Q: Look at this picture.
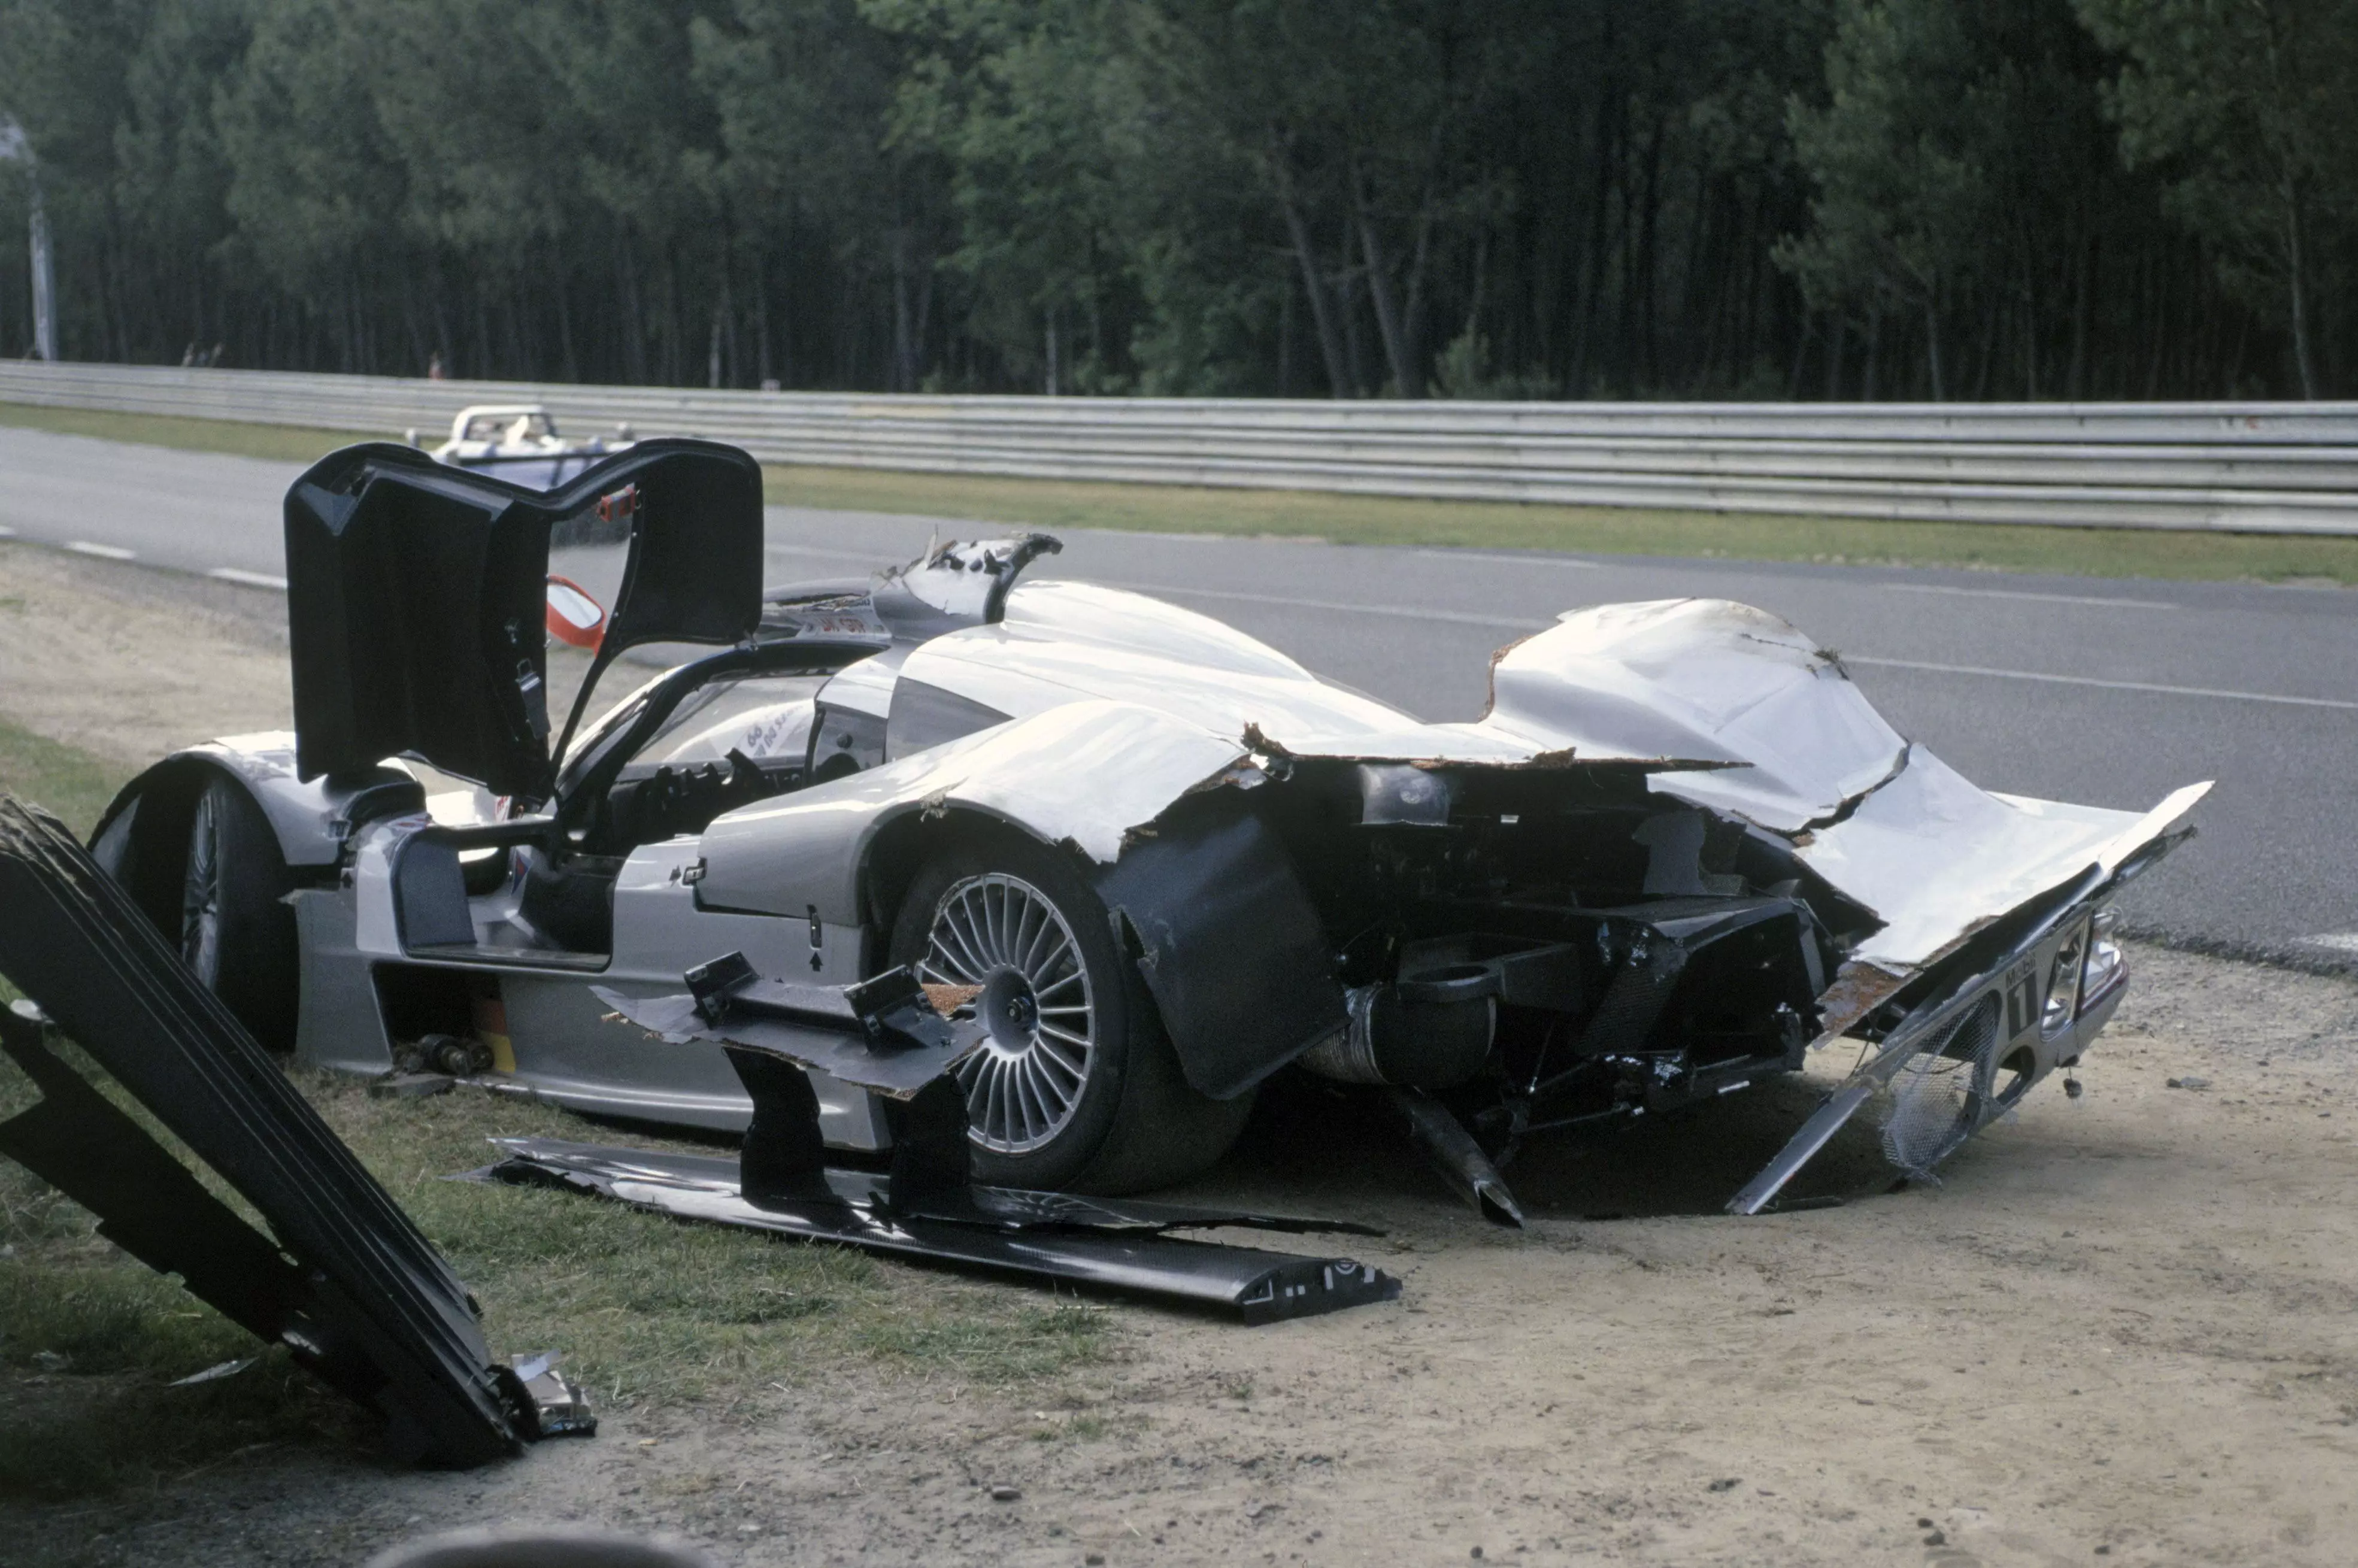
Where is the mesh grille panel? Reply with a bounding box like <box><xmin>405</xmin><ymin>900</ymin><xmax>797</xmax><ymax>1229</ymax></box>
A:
<box><xmin>1881</xmin><ymin>994</ymin><xmax>2005</xmax><ymax>1175</ymax></box>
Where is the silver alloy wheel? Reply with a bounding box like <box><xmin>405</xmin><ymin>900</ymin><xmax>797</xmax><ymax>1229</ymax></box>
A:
<box><xmin>914</xmin><ymin>872</ymin><xmax>1096</xmax><ymax>1154</ymax></box>
<box><xmin>181</xmin><ymin>787</ymin><xmax>222</xmax><ymax>984</ymax></box>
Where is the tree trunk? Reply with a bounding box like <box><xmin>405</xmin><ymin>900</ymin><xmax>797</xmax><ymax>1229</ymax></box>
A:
<box><xmin>1924</xmin><ymin>292</ymin><xmax>1947</xmax><ymax>401</ymax></box>
<box><xmin>1399</xmin><ymin>196</ymin><xmax>1436</xmax><ymax>396</ymax></box>
<box><xmin>1278</xmin><ymin>271</ymin><xmax>1295</xmax><ymax>395</ymax></box>
<box><xmin>754</xmin><ymin>249</ymin><xmax>772</xmax><ymax>388</ymax></box>
<box><xmin>2068</xmin><ymin>232</ymin><xmax>2091</xmax><ymax>401</ymax></box>
<box><xmin>556</xmin><ymin>251</ymin><xmax>580</xmax><ymax>383</ymax></box>
<box><xmin>890</xmin><ymin>227</ymin><xmax>914</xmax><ymax>393</ymax></box>
<box><xmin>1353</xmin><ymin>175</ymin><xmax>1421</xmax><ymax>398</ymax></box>
<box><xmin>1278</xmin><ymin>189</ymin><xmax>1351</xmax><ymax>398</ymax></box>
<box><xmin>2283</xmin><ymin>178</ymin><xmax>2318</xmax><ymax>398</ymax></box>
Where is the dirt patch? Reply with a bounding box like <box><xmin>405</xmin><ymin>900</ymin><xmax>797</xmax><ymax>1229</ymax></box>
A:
<box><xmin>7</xmin><ymin>953</ymin><xmax>2355</xmax><ymax>1567</ymax></box>
<box><xmin>2</xmin><ymin>548</ymin><xmax>2355</xmax><ymax>1566</ymax></box>
<box><xmin>0</xmin><ymin>543</ymin><xmax>595</xmax><ymax>774</ymax></box>
<box><xmin>0</xmin><ymin>545</ymin><xmax>292</xmax><ymax>768</ymax></box>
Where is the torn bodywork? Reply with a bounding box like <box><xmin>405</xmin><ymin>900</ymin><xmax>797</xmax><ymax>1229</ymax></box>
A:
<box><xmin>487</xmin><ymin>964</ymin><xmax>1401</xmax><ymax>1323</ymax></box>
<box><xmin>0</xmin><ymin>795</ymin><xmax>580</xmax><ymax>1464</ymax></box>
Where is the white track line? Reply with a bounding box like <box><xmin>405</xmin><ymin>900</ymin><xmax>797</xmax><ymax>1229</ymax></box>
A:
<box><xmin>763</xmin><ymin>542</ymin><xmax>898</xmax><ymax>563</ymax></box>
<box><xmin>2302</xmin><ymin>933</ymin><xmax>2358</xmax><ymax>954</ymax></box>
<box><xmin>1412</xmin><ymin>549</ymin><xmax>1601</xmax><ymax>569</ymax></box>
<box><xmin>1847</xmin><ymin>656</ymin><xmax>2358</xmax><ymax>710</ymax></box>
<box><xmin>208</xmin><ymin>566</ymin><xmax>289</xmax><ymax>590</ymax></box>
<box><xmin>1113</xmin><ymin>581</ymin><xmax>1540</xmax><ymax>630</ymax></box>
<box><xmin>66</xmin><ymin>540</ymin><xmax>137</xmax><ymax>560</ymax></box>
<box><xmin>1105</xmin><ymin>580</ymin><xmax>2353</xmax><ymax>711</ymax></box>
<box><xmin>1886</xmin><ymin>583</ymin><xmax>2177</xmax><ymax>610</ymax></box>
<box><xmin>0</xmin><ymin>524</ymin><xmax>15</xmax><ymax>538</ymax></box>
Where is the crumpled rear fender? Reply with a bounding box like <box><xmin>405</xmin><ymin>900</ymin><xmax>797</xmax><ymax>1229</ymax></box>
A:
<box><xmin>1479</xmin><ymin>598</ymin><xmax>1905</xmax><ymax>833</ymax></box>
<box><xmin>90</xmin><ymin>733</ymin><xmax>422</xmax><ymax>874</ymax></box>
<box><xmin>695</xmin><ymin>700</ymin><xmax>1250</xmax><ymax>926</ymax></box>
<box><xmin>695</xmin><ymin>702</ymin><xmax>1340</xmax><ymax>1100</ymax></box>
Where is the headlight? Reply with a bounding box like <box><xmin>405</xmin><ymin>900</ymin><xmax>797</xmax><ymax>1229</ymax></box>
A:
<box><xmin>2078</xmin><ymin>906</ymin><xmax>2127</xmax><ymax>1012</ymax></box>
<box><xmin>2041</xmin><ymin>920</ymin><xmax>2086</xmax><ymax>1037</ymax></box>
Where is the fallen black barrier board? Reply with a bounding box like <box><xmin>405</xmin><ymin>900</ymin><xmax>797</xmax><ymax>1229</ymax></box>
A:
<box><xmin>0</xmin><ymin>794</ymin><xmax>559</xmax><ymax>1465</ymax></box>
<box><xmin>468</xmin><ymin>1135</ymin><xmax>1400</xmax><ymax>1324</ymax></box>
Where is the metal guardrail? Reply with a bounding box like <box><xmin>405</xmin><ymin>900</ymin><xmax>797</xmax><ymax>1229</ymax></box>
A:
<box><xmin>5</xmin><ymin>360</ymin><xmax>2357</xmax><ymax>534</ymax></box>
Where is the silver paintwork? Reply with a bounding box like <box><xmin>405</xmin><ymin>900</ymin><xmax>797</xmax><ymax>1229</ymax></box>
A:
<box><xmin>165</xmin><ymin>732</ymin><xmax>417</xmax><ymax>868</ymax></box>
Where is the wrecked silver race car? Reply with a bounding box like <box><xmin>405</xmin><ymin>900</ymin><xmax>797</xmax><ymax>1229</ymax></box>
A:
<box><xmin>89</xmin><ymin>439</ymin><xmax>2207</xmax><ymax>1215</ymax></box>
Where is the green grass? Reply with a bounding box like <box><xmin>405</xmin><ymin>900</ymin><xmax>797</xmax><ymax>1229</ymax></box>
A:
<box><xmin>0</xmin><ymin>715</ymin><xmax>130</xmax><ymax>838</ymax></box>
<box><xmin>9</xmin><ymin>396</ymin><xmax>2356</xmax><ymax>585</ymax></box>
<box><xmin>0</xmin><ymin>721</ymin><xmax>1111</xmax><ymax>1499</ymax></box>
<box><xmin>0</xmin><ymin>400</ymin><xmax>360</xmax><ymax>466</ymax></box>
<box><xmin>762</xmin><ymin>462</ymin><xmax>2358</xmax><ymax>585</ymax></box>
<box><xmin>0</xmin><ymin>1055</ymin><xmax>1113</xmax><ymax>1500</ymax></box>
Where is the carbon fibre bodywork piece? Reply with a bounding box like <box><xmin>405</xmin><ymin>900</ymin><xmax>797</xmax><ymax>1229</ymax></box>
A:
<box><xmin>0</xmin><ymin>795</ymin><xmax>557</xmax><ymax>1466</ymax></box>
<box><xmin>283</xmin><ymin>438</ymin><xmax>762</xmax><ymax>798</ymax></box>
<box><xmin>1092</xmin><ymin>807</ymin><xmax>1350</xmax><ymax>1101</ymax></box>
<box><xmin>471</xmin><ymin>993</ymin><xmax>1399</xmax><ymax>1323</ymax></box>
<box><xmin>596</xmin><ymin>956</ymin><xmax>987</xmax><ymax>1099</ymax></box>
<box><xmin>477</xmin><ymin>1138</ymin><xmax>1399</xmax><ymax>1323</ymax></box>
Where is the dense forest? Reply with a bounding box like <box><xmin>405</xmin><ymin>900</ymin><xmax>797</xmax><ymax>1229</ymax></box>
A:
<box><xmin>2</xmin><ymin>1</ymin><xmax>2355</xmax><ymax>400</ymax></box>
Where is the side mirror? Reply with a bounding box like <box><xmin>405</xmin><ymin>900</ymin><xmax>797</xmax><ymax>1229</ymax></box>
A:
<box><xmin>545</xmin><ymin>575</ymin><xmax>607</xmax><ymax>652</ymax></box>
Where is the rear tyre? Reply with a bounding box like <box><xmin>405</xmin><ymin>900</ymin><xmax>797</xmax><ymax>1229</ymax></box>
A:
<box><xmin>886</xmin><ymin>830</ymin><xmax>1253</xmax><ymax>1194</ymax></box>
<box><xmin>181</xmin><ymin>775</ymin><xmax>301</xmax><ymax>1053</ymax></box>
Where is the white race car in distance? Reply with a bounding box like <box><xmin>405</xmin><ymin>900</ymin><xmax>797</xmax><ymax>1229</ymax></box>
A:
<box><xmin>425</xmin><ymin>404</ymin><xmax>632</xmax><ymax>490</ymax></box>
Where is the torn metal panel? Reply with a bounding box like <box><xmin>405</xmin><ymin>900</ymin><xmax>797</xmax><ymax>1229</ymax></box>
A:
<box><xmin>1092</xmin><ymin>809</ymin><xmax>1349</xmax><ymax>1102</ymax></box>
<box><xmin>475</xmin><ymin>990</ymin><xmax>1397</xmax><ymax>1321</ymax></box>
<box><xmin>0</xmin><ymin>795</ymin><xmax>536</xmax><ymax>1465</ymax></box>
<box><xmin>696</xmin><ymin>700</ymin><xmax>1251</xmax><ymax>920</ymax></box>
<box><xmin>475</xmin><ymin>1141</ymin><xmax>1399</xmax><ymax>1323</ymax></box>
<box><xmin>1726</xmin><ymin>837</ymin><xmax>2187</xmax><ymax>1215</ymax></box>
<box><xmin>1797</xmin><ymin>756</ymin><xmax>2211</xmax><ymax>969</ymax></box>
<box><xmin>594</xmin><ymin>956</ymin><xmax>986</xmax><ymax>1099</ymax></box>
<box><xmin>1481</xmin><ymin>599</ymin><xmax>1908</xmax><ymax>830</ymax></box>
<box><xmin>1808</xmin><ymin>959</ymin><xmax>1914</xmax><ymax>1044</ymax></box>
<box><xmin>879</xmin><ymin>534</ymin><xmax>1064</xmax><ymax>628</ymax></box>
<box><xmin>484</xmin><ymin>1138</ymin><xmax>1384</xmax><ymax>1241</ymax></box>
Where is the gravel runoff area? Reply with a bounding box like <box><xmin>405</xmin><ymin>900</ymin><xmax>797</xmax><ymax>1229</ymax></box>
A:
<box><xmin>2</xmin><ymin>541</ymin><xmax>2354</xmax><ymax>1567</ymax></box>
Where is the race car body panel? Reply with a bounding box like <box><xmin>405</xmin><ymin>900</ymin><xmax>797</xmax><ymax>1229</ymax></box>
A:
<box><xmin>87</xmin><ymin>442</ymin><xmax>2208</xmax><ymax>1208</ymax></box>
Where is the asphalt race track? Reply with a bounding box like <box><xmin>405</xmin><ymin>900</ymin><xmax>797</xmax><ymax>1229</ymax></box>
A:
<box><xmin>2</xmin><ymin>421</ymin><xmax>2352</xmax><ymax>969</ymax></box>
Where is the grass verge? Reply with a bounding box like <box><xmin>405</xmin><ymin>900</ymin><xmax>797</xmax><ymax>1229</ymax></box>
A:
<box><xmin>0</xmin><ymin>400</ymin><xmax>360</xmax><ymax>466</ymax></box>
<box><xmin>0</xmin><ymin>726</ymin><xmax>1111</xmax><ymax>1501</ymax></box>
<box><xmin>0</xmin><ymin>716</ymin><xmax>128</xmax><ymax>839</ymax></box>
<box><xmin>9</xmin><ymin>397</ymin><xmax>2355</xmax><ymax>585</ymax></box>
<box><xmin>762</xmin><ymin>463</ymin><xmax>2358</xmax><ymax>585</ymax></box>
